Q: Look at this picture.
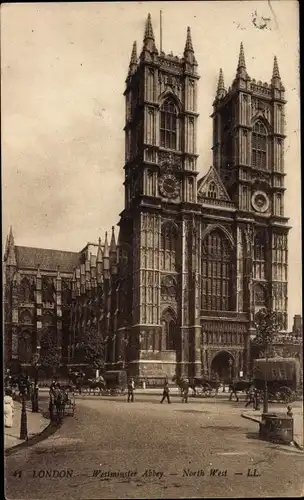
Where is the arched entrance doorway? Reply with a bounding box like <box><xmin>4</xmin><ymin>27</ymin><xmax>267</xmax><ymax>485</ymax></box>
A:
<box><xmin>210</xmin><ymin>351</ymin><xmax>235</xmax><ymax>382</ymax></box>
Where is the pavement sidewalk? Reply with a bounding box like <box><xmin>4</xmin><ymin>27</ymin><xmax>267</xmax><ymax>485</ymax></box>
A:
<box><xmin>4</xmin><ymin>401</ymin><xmax>50</xmax><ymax>450</ymax></box>
<box><xmin>241</xmin><ymin>403</ymin><xmax>303</xmax><ymax>450</ymax></box>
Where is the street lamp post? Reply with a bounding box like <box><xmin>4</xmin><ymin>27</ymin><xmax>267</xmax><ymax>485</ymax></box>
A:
<box><xmin>19</xmin><ymin>383</ymin><xmax>28</xmax><ymax>440</ymax></box>
<box><xmin>228</xmin><ymin>358</ymin><xmax>233</xmax><ymax>382</ymax></box>
<box><xmin>32</xmin><ymin>346</ymin><xmax>41</xmax><ymax>413</ymax></box>
<box><xmin>263</xmin><ymin>344</ymin><xmax>269</xmax><ymax>415</ymax></box>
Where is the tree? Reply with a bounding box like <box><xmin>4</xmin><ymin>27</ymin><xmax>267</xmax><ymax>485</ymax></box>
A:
<box><xmin>253</xmin><ymin>308</ymin><xmax>281</xmax><ymax>358</ymax></box>
<box><xmin>253</xmin><ymin>308</ymin><xmax>281</xmax><ymax>413</ymax></box>
<box><xmin>79</xmin><ymin>328</ymin><xmax>105</xmax><ymax>373</ymax></box>
<box><xmin>39</xmin><ymin>329</ymin><xmax>61</xmax><ymax>376</ymax></box>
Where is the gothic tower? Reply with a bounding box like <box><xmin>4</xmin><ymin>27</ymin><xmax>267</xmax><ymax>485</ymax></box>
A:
<box><xmin>117</xmin><ymin>14</ymin><xmax>201</xmax><ymax>378</ymax></box>
<box><xmin>211</xmin><ymin>44</ymin><xmax>290</xmax><ymax>333</ymax></box>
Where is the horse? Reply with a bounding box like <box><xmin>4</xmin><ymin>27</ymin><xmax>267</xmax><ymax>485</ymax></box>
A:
<box><xmin>228</xmin><ymin>380</ymin><xmax>252</xmax><ymax>402</ymax></box>
<box><xmin>172</xmin><ymin>375</ymin><xmax>195</xmax><ymax>399</ymax></box>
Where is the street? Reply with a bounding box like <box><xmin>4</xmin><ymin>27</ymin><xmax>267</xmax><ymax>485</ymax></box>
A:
<box><xmin>5</xmin><ymin>394</ymin><xmax>304</xmax><ymax>499</ymax></box>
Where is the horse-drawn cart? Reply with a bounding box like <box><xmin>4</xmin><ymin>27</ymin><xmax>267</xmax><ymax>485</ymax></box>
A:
<box><xmin>172</xmin><ymin>375</ymin><xmax>220</xmax><ymax>398</ymax></box>
<box><xmin>190</xmin><ymin>377</ymin><xmax>220</xmax><ymax>397</ymax></box>
<box><xmin>102</xmin><ymin>370</ymin><xmax>127</xmax><ymax>395</ymax></box>
<box><xmin>253</xmin><ymin>357</ymin><xmax>301</xmax><ymax>403</ymax></box>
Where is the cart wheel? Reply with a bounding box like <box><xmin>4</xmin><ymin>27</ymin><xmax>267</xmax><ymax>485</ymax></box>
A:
<box><xmin>210</xmin><ymin>387</ymin><xmax>217</xmax><ymax>398</ymax></box>
<box><xmin>205</xmin><ymin>385</ymin><xmax>213</xmax><ymax>397</ymax></box>
<box><xmin>278</xmin><ymin>386</ymin><xmax>293</xmax><ymax>403</ymax></box>
<box><xmin>195</xmin><ymin>386</ymin><xmax>204</xmax><ymax>397</ymax></box>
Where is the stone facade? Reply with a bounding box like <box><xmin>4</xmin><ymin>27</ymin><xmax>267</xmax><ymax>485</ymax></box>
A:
<box><xmin>3</xmin><ymin>228</ymin><xmax>118</xmax><ymax>374</ymax></box>
<box><xmin>116</xmin><ymin>16</ymin><xmax>290</xmax><ymax>380</ymax></box>
<box><xmin>3</xmin><ymin>14</ymin><xmax>294</xmax><ymax>382</ymax></box>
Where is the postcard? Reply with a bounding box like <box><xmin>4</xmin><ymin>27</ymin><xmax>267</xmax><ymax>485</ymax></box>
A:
<box><xmin>3</xmin><ymin>1</ymin><xmax>303</xmax><ymax>499</ymax></box>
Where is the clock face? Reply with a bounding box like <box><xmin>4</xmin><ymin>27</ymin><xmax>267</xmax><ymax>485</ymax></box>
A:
<box><xmin>251</xmin><ymin>191</ymin><xmax>270</xmax><ymax>213</ymax></box>
<box><xmin>159</xmin><ymin>174</ymin><xmax>179</xmax><ymax>199</ymax></box>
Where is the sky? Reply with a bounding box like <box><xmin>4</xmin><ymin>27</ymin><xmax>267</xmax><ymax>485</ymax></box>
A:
<box><xmin>1</xmin><ymin>1</ymin><xmax>301</xmax><ymax>325</ymax></box>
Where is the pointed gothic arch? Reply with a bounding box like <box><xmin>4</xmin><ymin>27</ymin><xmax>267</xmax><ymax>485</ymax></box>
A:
<box><xmin>252</xmin><ymin>115</ymin><xmax>271</xmax><ymax>133</ymax></box>
<box><xmin>18</xmin><ymin>330</ymin><xmax>33</xmax><ymax>363</ymax></box>
<box><xmin>161</xmin><ymin>307</ymin><xmax>177</xmax><ymax>351</ymax></box>
<box><xmin>201</xmin><ymin>224</ymin><xmax>235</xmax><ymax>249</ymax></box>
<box><xmin>253</xmin><ymin>230</ymin><xmax>266</xmax><ymax>280</ymax></box>
<box><xmin>19</xmin><ymin>277</ymin><xmax>35</xmax><ymax>303</ymax></box>
<box><xmin>158</xmin><ymin>91</ymin><xmax>182</xmax><ymax>112</ymax></box>
<box><xmin>19</xmin><ymin>309</ymin><xmax>33</xmax><ymax>325</ymax></box>
<box><xmin>42</xmin><ymin>277</ymin><xmax>56</xmax><ymax>303</ymax></box>
<box><xmin>160</xmin><ymin>221</ymin><xmax>178</xmax><ymax>272</ymax></box>
<box><xmin>159</xmin><ymin>96</ymin><xmax>179</xmax><ymax>150</ymax></box>
<box><xmin>252</xmin><ymin>119</ymin><xmax>268</xmax><ymax>169</ymax></box>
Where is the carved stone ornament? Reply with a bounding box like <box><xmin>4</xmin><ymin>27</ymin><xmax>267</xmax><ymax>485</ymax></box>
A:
<box><xmin>159</xmin><ymin>174</ymin><xmax>180</xmax><ymax>199</ymax></box>
<box><xmin>251</xmin><ymin>191</ymin><xmax>270</xmax><ymax>213</ymax></box>
<box><xmin>158</xmin><ymin>151</ymin><xmax>182</xmax><ymax>172</ymax></box>
<box><xmin>252</xmin><ymin>173</ymin><xmax>271</xmax><ymax>186</ymax></box>
<box><xmin>161</xmin><ymin>275</ymin><xmax>177</xmax><ymax>300</ymax></box>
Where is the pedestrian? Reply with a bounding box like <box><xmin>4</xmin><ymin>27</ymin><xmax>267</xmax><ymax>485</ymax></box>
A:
<box><xmin>160</xmin><ymin>379</ymin><xmax>171</xmax><ymax>404</ymax></box>
<box><xmin>127</xmin><ymin>378</ymin><xmax>135</xmax><ymax>402</ymax></box>
<box><xmin>245</xmin><ymin>385</ymin><xmax>255</xmax><ymax>408</ymax></box>
<box><xmin>54</xmin><ymin>383</ymin><xmax>63</xmax><ymax>417</ymax></box>
<box><xmin>4</xmin><ymin>389</ymin><xmax>15</xmax><ymax>428</ymax></box>
<box><xmin>182</xmin><ymin>379</ymin><xmax>189</xmax><ymax>403</ymax></box>
<box><xmin>49</xmin><ymin>391</ymin><xmax>55</xmax><ymax>421</ymax></box>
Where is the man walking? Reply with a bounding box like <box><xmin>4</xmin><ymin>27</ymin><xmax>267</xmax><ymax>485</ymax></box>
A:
<box><xmin>127</xmin><ymin>378</ymin><xmax>135</xmax><ymax>402</ymax></box>
<box><xmin>245</xmin><ymin>386</ymin><xmax>259</xmax><ymax>409</ymax></box>
<box><xmin>160</xmin><ymin>378</ymin><xmax>171</xmax><ymax>404</ymax></box>
<box><xmin>182</xmin><ymin>379</ymin><xmax>189</xmax><ymax>403</ymax></box>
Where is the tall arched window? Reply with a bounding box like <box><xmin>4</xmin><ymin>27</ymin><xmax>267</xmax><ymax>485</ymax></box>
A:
<box><xmin>20</xmin><ymin>278</ymin><xmax>34</xmax><ymax>303</ymax></box>
<box><xmin>161</xmin><ymin>309</ymin><xmax>177</xmax><ymax>351</ymax></box>
<box><xmin>253</xmin><ymin>231</ymin><xmax>266</xmax><ymax>279</ymax></box>
<box><xmin>160</xmin><ymin>222</ymin><xmax>178</xmax><ymax>271</ymax></box>
<box><xmin>160</xmin><ymin>98</ymin><xmax>177</xmax><ymax>150</ymax></box>
<box><xmin>18</xmin><ymin>332</ymin><xmax>33</xmax><ymax>363</ymax></box>
<box><xmin>42</xmin><ymin>277</ymin><xmax>56</xmax><ymax>303</ymax></box>
<box><xmin>207</xmin><ymin>182</ymin><xmax>217</xmax><ymax>199</ymax></box>
<box><xmin>201</xmin><ymin>230</ymin><xmax>232</xmax><ymax>311</ymax></box>
<box><xmin>252</xmin><ymin>121</ymin><xmax>267</xmax><ymax>169</ymax></box>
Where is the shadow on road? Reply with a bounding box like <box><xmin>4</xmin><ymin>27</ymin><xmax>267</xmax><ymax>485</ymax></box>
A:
<box><xmin>175</xmin><ymin>409</ymin><xmax>210</xmax><ymax>414</ymax></box>
<box><xmin>246</xmin><ymin>431</ymin><xmax>260</xmax><ymax>441</ymax></box>
<box><xmin>5</xmin><ymin>419</ymin><xmax>63</xmax><ymax>457</ymax></box>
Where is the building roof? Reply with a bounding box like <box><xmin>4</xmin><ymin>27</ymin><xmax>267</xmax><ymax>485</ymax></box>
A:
<box><xmin>15</xmin><ymin>246</ymin><xmax>80</xmax><ymax>272</ymax></box>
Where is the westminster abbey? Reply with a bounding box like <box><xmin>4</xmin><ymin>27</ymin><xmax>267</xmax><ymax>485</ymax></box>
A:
<box><xmin>4</xmin><ymin>14</ymin><xmax>291</xmax><ymax>381</ymax></box>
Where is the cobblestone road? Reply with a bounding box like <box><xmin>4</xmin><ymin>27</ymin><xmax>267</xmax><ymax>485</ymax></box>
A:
<box><xmin>5</xmin><ymin>395</ymin><xmax>304</xmax><ymax>499</ymax></box>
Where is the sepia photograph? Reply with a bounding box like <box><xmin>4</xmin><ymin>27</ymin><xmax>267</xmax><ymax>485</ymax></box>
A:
<box><xmin>2</xmin><ymin>1</ymin><xmax>303</xmax><ymax>498</ymax></box>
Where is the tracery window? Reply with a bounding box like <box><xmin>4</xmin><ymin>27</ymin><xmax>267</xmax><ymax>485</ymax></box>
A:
<box><xmin>207</xmin><ymin>182</ymin><xmax>217</xmax><ymax>199</ymax></box>
<box><xmin>160</xmin><ymin>222</ymin><xmax>178</xmax><ymax>272</ymax></box>
<box><xmin>160</xmin><ymin>98</ymin><xmax>177</xmax><ymax>150</ymax></box>
<box><xmin>252</xmin><ymin>121</ymin><xmax>267</xmax><ymax>169</ymax></box>
<box><xmin>161</xmin><ymin>309</ymin><xmax>177</xmax><ymax>350</ymax></box>
<box><xmin>201</xmin><ymin>230</ymin><xmax>232</xmax><ymax>311</ymax></box>
<box><xmin>18</xmin><ymin>332</ymin><xmax>33</xmax><ymax>363</ymax></box>
<box><xmin>20</xmin><ymin>278</ymin><xmax>34</xmax><ymax>303</ymax></box>
<box><xmin>42</xmin><ymin>277</ymin><xmax>56</xmax><ymax>303</ymax></box>
<box><xmin>253</xmin><ymin>231</ymin><xmax>266</xmax><ymax>280</ymax></box>
<box><xmin>62</xmin><ymin>280</ymin><xmax>72</xmax><ymax>306</ymax></box>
